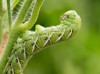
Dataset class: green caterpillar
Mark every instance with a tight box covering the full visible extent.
[3,10,81,74]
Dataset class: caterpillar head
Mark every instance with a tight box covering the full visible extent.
[61,10,81,29]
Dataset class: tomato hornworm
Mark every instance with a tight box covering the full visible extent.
[3,10,81,74]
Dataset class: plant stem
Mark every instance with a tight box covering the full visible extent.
[23,0,44,30]
[0,27,23,73]
[13,0,33,26]
[7,0,12,29]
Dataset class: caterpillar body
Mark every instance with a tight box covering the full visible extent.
[3,10,81,74]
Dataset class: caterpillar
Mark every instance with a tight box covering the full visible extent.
[3,10,81,74]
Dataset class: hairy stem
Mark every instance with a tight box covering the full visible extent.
[0,27,23,73]
[22,0,44,30]
[13,0,33,26]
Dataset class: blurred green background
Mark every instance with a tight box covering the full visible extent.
[23,0,100,74]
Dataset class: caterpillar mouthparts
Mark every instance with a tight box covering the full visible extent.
[3,10,81,74]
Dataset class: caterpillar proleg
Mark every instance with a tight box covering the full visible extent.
[3,10,81,74]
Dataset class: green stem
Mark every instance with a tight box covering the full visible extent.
[23,0,44,30]
[7,0,12,29]
[13,0,33,26]
[0,27,23,73]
